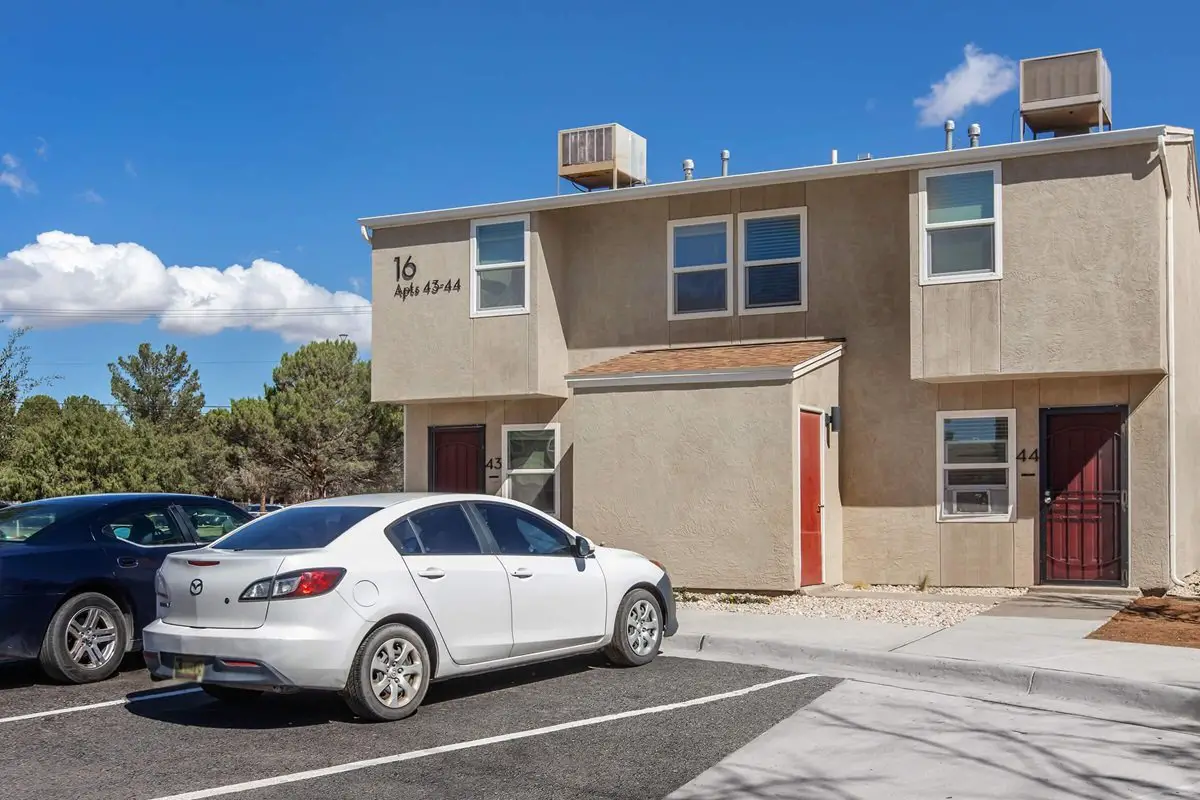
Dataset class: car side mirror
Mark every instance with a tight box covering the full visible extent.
[572,536,593,558]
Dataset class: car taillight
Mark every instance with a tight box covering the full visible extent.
[649,559,666,571]
[239,568,346,602]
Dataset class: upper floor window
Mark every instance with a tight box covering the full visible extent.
[738,207,807,314]
[919,163,1002,285]
[471,215,529,317]
[667,215,733,320]
[936,409,1015,522]
[501,423,560,516]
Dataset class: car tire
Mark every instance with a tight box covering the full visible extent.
[604,588,663,667]
[343,623,431,722]
[39,592,128,684]
[201,684,264,704]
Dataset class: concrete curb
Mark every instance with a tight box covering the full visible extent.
[663,634,1200,721]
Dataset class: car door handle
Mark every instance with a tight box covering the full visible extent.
[117,557,138,568]
[510,567,533,579]
[417,567,445,580]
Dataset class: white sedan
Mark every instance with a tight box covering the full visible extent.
[142,493,677,721]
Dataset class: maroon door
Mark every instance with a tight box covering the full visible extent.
[1041,410,1125,583]
[429,427,484,494]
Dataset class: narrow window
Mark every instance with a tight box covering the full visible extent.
[668,216,732,319]
[471,215,529,316]
[936,409,1016,521]
[920,164,1002,284]
[739,208,806,313]
[501,423,561,516]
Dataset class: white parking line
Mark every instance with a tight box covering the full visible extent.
[151,672,821,800]
[0,686,203,724]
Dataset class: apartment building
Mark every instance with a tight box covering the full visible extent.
[360,50,1200,592]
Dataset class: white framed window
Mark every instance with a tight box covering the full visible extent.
[919,162,1002,285]
[501,423,561,517]
[936,409,1016,522]
[470,214,530,318]
[667,215,733,320]
[738,207,807,314]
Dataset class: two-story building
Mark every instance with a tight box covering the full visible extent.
[360,50,1200,592]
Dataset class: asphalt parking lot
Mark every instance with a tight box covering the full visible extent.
[0,655,837,800]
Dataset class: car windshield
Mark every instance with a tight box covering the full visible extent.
[211,505,381,550]
[0,504,64,542]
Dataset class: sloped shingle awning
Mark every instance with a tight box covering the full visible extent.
[565,340,844,390]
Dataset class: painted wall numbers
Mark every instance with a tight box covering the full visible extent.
[395,255,417,281]
[395,278,462,301]
[392,254,463,301]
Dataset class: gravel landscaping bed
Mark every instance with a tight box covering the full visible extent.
[832,583,1028,597]
[1168,570,1200,598]
[676,593,999,628]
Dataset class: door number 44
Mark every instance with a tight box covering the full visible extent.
[1016,449,1039,462]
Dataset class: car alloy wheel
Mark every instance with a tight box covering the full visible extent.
[65,606,119,670]
[370,637,425,709]
[626,599,660,657]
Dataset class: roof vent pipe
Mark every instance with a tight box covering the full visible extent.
[720,149,730,176]
[831,149,838,164]
[968,123,981,148]
[944,119,956,150]
[682,158,694,180]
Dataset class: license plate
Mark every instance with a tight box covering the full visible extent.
[173,658,205,681]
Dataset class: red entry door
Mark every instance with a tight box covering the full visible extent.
[1041,410,1125,583]
[430,427,485,494]
[799,411,824,586]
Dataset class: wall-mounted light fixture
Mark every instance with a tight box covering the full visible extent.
[827,406,842,433]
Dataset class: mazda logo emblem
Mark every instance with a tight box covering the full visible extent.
[189,579,204,596]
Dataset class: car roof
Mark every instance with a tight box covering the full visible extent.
[290,492,523,510]
[7,493,238,510]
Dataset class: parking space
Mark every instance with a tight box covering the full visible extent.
[0,656,836,800]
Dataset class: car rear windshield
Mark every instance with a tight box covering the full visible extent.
[210,506,381,551]
[0,504,64,542]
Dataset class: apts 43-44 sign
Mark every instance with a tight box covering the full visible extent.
[393,256,461,302]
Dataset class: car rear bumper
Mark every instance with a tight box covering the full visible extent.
[142,618,359,691]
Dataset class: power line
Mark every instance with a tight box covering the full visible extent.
[34,359,280,366]
[2,305,371,319]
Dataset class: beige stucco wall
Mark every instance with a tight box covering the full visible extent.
[866,375,1168,589]
[792,360,843,585]
[572,381,797,592]
[911,144,1166,381]
[371,218,568,403]
[372,139,1181,590]
[403,398,572,523]
[1168,142,1200,580]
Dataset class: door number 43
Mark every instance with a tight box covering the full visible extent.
[1016,449,1039,462]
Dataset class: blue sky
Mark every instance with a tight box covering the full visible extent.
[1,1,1197,407]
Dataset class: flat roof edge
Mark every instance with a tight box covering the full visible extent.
[359,126,1179,230]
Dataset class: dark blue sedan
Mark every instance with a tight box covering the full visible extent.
[0,493,252,684]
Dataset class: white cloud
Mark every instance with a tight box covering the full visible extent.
[0,153,36,196]
[914,44,1017,127]
[35,137,48,159]
[0,232,371,347]
[124,159,137,177]
[78,189,104,205]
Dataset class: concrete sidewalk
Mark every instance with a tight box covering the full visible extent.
[665,595,1200,719]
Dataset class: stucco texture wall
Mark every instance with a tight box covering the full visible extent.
[572,382,797,592]
[1168,142,1200,580]
[404,398,572,523]
[911,144,1165,381]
